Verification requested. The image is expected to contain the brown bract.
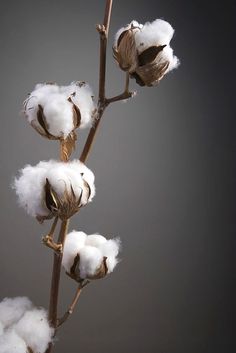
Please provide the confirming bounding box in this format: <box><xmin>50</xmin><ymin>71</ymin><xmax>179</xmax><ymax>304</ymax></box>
<box><xmin>133</xmin><ymin>45</ymin><xmax>169</xmax><ymax>86</ymax></box>
<box><xmin>113</xmin><ymin>25</ymin><xmax>141</xmax><ymax>73</ymax></box>
<box><xmin>36</xmin><ymin>178</ymin><xmax>91</xmax><ymax>223</ymax></box>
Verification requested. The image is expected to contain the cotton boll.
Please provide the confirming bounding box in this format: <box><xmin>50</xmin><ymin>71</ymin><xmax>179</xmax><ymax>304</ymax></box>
<box><xmin>24</xmin><ymin>81</ymin><xmax>95</xmax><ymax>140</ymax></box>
<box><xmin>114</xmin><ymin>18</ymin><xmax>179</xmax><ymax>86</ymax></box>
<box><xmin>14</xmin><ymin>309</ymin><xmax>54</xmax><ymax>353</ymax></box>
<box><xmin>46</xmin><ymin>161</ymin><xmax>95</xmax><ymax>205</ymax></box>
<box><xmin>0</xmin><ymin>297</ymin><xmax>33</xmax><ymax>329</ymax></box>
<box><xmin>65</xmin><ymin>232</ymin><xmax>121</xmax><ymax>281</ymax></box>
<box><xmin>13</xmin><ymin>160</ymin><xmax>95</xmax><ymax>221</ymax></box>
<box><xmin>79</xmin><ymin>246</ymin><xmax>103</xmax><ymax>279</ymax></box>
<box><xmin>86</xmin><ymin>234</ymin><xmax>107</xmax><ymax>247</ymax></box>
<box><xmin>135</xmin><ymin>19</ymin><xmax>175</xmax><ymax>52</ymax></box>
<box><xmin>99</xmin><ymin>238</ymin><xmax>121</xmax><ymax>272</ymax></box>
<box><xmin>62</xmin><ymin>231</ymin><xmax>87</xmax><ymax>272</ymax></box>
<box><xmin>0</xmin><ymin>330</ymin><xmax>27</xmax><ymax>353</ymax></box>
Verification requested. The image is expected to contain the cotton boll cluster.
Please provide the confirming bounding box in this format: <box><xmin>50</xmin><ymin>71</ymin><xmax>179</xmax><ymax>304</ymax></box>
<box><xmin>62</xmin><ymin>231</ymin><xmax>120</xmax><ymax>281</ymax></box>
<box><xmin>24</xmin><ymin>81</ymin><xmax>96</xmax><ymax>140</ymax></box>
<box><xmin>0</xmin><ymin>297</ymin><xmax>54</xmax><ymax>353</ymax></box>
<box><xmin>13</xmin><ymin>160</ymin><xmax>95</xmax><ymax>222</ymax></box>
<box><xmin>113</xmin><ymin>19</ymin><xmax>179</xmax><ymax>86</ymax></box>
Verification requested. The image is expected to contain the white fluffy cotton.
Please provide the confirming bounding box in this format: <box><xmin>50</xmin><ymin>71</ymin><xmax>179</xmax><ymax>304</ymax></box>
<box><xmin>134</xmin><ymin>19</ymin><xmax>179</xmax><ymax>72</ymax></box>
<box><xmin>13</xmin><ymin>159</ymin><xmax>95</xmax><ymax>219</ymax></box>
<box><xmin>0</xmin><ymin>298</ymin><xmax>53</xmax><ymax>353</ymax></box>
<box><xmin>62</xmin><ymin>231</ymin><xmax>120</xmax><ymax>279</ymax></box>
<box><xmin>135</xmin><ymin>19</ymin><xmax>174</xmax><ymax>50</ymax></box>
<box><xmin>0</xmin><ymin>330</ymin><xmax>27</xmax><ymax>353</ymax></box>
<box><xmin>60</xmin><ymin>82</ymin><xmax>95</xmax><ymax>129</ymax></box>
<box><xmin>0</xmin><ymin>297</ymin><xmax>32</xmax><ymax>329</ymax></box>
<box><xmin>24</xmin><ymin>82</ymin><xmax>95</xmax><ymax>138</ymax></box>
<box><xmin>14</xmin><ymin>308</ymin><xmax>54</xmax><ymax>353</ymax></box>
<box><xmin>79</xmin><ymin>246</ymin><xmax>104</xmax><ymax>279</ymax></box>
<box><xmin>62</xmin><ymin>231</ymin><xmax>87</xmax><ymax>272</ymax></box>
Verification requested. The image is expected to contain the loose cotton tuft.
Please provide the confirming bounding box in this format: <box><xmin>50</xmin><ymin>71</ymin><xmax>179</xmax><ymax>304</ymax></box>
<box><xmin>24</xmin><ymin>81</ymin><xmax>96</xmax><ymax>139</ymax></box>
<box><xmin>0</xmin><ymin>297</ymin><xmax>54</xmax><ymax>353</ymax></box>
<box><xmin>13</xmin><ymin>159</ymin><xmax>95</xmax><ymax>222</ymax></box>
<box><xmin>0</xmin><ymin>330</ymin><xmax>27</xmax><ymax>353</ymax></box>
<box><xmin>0</xmin><ymin>297</ymin><xmax>33</xmax><ymax>329</ymax></box>
<box><xmin>62</xmin><ymin>231</ymin><xmax>120</xmax><ymax>281</ymax></box>
<box><xmin>14</xmin><ymin>308</ymin><xmax>54</xmax><ymax>353</ymax></box>
<box><xmin>113</xmin><ymin>18</ymin><xmax>179</xmax><ymax>86</ymax></box>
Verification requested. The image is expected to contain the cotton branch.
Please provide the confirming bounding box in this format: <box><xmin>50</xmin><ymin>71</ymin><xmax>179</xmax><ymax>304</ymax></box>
<box><xmin>57</xmin><ymin>281</ymin><xmax>90</xmax><ymax>328</ymax></box>
<box><xmin>80</xmin><ymin>0</ymin><xmax>135</xmax><ymax>163</ymax></box>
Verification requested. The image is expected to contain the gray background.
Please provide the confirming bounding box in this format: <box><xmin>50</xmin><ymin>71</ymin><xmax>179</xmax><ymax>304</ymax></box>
<box><xmin>0</xmin><ymin>0</ymin><xmax>235</xmax><ymax>352</ymax></box>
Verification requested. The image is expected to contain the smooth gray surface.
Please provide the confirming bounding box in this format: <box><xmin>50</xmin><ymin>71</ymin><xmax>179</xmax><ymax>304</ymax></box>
<box><xmin>0</xmin><ymin>0</ymin><xmax>235</xmax><ymax>352</ymax></box>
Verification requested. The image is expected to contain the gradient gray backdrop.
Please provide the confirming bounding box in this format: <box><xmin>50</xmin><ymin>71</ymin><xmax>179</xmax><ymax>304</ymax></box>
<box><xmin>0</xmin><ymin>0</ymin><xmax>235</xmax><ymax>352</ymax></box>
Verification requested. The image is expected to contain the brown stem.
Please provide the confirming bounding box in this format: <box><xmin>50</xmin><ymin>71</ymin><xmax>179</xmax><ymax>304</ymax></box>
<box><xmin>80</xmin><ymin>9</ymin><xmax>135</xmax><ymax>163</ymax></box>
<box><xmin>79</xmin><ymin>0</ymin><xmax>113</xmax><ymax>164</ymax></box>
<box><xmin>57</xmin><ymin>280</ymin><xmax>90</xmax><ymax>328</ymax></box>
<box><xmin>46</xmin><ymin>219</ymin><xmax>69</xmax><ymax>353</ymax></box>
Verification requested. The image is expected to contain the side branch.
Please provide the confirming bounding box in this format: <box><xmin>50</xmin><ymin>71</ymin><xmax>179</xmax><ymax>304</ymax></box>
<box><xmin>57</xmin><ymin>281</ymin><xmax>90</xmax><ymax>328</ymax></box>
<box><xmin>106</xmin><ymin>72</ymin><xmax>134</xmax><ymax>104</ymax></box>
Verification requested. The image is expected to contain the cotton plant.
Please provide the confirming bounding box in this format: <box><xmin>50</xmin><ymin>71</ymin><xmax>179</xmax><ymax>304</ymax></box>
<box><xmin>3</xmin><ymin>1</ymin><xmax>179</xmax><ymax>352</ymax></box>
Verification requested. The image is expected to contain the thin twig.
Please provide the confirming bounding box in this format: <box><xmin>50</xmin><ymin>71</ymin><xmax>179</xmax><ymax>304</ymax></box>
<box><xmin>79</xmin><ymin>0</ymin><xmax>113</xmax><ymax>164</ymax></box>
<box><xmin>106</xmin><ymin>73</ymin><xmax>134</xmax><ymax>104</ymax></box>
<box><xmin>57</xmin><ymin>281</ymin><xmax>90</xmax><ymax>328</ymax></box>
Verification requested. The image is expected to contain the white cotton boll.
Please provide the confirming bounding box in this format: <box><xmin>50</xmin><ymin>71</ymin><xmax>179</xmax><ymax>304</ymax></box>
<box><xmin>14</xmin><ymin>309</ymin><xmax>54</xmax><ymax>353</ymax></box>
<box><xmin>0</xmin><ymin>330</ymin><xmax>27</xmax><ymax>353</ymax></box>
<box><xmin>62</xmin><ymin>231</ymin><xmax>87</xmax><ymax>272</ymax></box>
<box><xmin>46</xmin><ymin>161</ymin><xmax>95</xmax><ymax>205</ymax></box>
<box><xmin>42</xmin><ymin>93</ymin><xmax>74</xmax><ymax>138</ymax></box>
<box><xmin>24</xmin><ymin>81</ymin><xmax>95</xmax><ymax>139</ymax></box>
<box><xmin>135</xmin><ymin>19</ymin><xmax>175</xmax><ymax>51</ymax></box>
<box><xmin>0</xmin><ymin>297</ymin><xmax>33</xmax><ymax>329</ymax></box>
<box><xmin>79</xmin><ymin>246</ymin><xmax>103</xmax><ymax>279</ymax></box>
<box><xmin>114</xmin><ymin>20</ymin><xmax>143</xmax><ymax>47</ymax></box>
<box><xmin>13</xmin><ymin>160</ymin><xmax>95</xmax><ymax>220</ymax></box>
<box><xmin>86</xmin><ymin>234</ymin><xmax>107</xmax><ymax>247</ymax></box>
<box><xmin>99</xmin><ymin>238</ymin><xmax>121</xmax><ymax>273</ymax></box>
<box><xmin>61</xmin><ymin>83</ymin><xmax>95</xmax><ymax>129</ymax></box>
